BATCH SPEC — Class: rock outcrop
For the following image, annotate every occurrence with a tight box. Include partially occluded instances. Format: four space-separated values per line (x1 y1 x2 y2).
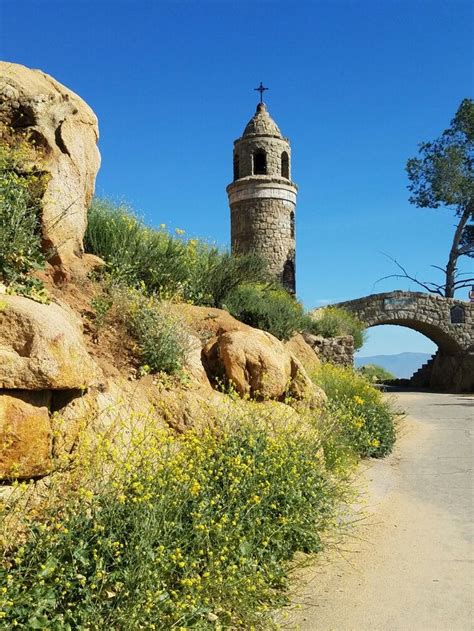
0 295 101 390
172 304 251 341
284 333 321 373
0 391 52 479
0 61 100 273
206 329 293 399
203 327 324 404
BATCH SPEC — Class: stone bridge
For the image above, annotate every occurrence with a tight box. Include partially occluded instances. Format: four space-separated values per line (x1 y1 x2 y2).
334 291 474 392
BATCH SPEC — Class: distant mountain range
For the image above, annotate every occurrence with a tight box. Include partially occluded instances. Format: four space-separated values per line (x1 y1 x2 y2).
355 352 433 379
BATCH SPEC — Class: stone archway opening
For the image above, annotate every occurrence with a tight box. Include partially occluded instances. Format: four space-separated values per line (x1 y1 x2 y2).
356 324 437 381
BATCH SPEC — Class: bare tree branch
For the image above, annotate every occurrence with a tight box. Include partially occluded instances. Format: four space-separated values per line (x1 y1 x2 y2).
452 278 474 289
375 254 445 295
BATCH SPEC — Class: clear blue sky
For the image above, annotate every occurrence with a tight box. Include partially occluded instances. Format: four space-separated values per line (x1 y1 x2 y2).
1 0 472 356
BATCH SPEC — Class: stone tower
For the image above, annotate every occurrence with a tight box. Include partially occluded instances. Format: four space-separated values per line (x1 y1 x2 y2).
227 102 298 293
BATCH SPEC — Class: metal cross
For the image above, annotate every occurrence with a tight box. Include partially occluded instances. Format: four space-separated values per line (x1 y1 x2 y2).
254 82 269 103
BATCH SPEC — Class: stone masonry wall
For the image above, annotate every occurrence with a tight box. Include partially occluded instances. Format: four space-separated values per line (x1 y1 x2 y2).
231 196 295 284
303 333 354 367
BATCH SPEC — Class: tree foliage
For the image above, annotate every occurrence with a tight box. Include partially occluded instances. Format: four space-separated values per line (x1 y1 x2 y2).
406 98 474 296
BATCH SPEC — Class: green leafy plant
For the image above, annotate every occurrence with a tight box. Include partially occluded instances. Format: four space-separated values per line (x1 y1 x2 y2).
0 140 48 300
224 283 306 340
101 285 191 374
85 198 190 293
305 307 366 350
312 363 397 458
90 293 113 333
186 249 268 308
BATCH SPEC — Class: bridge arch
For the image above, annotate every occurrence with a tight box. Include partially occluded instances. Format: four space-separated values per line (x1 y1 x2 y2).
334 291 474 355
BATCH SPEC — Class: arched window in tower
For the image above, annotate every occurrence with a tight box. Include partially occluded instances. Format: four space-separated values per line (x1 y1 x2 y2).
290 210 295 239
281 151 289 179
282 259 295 293
253 151 267 175
450 305 465 324
233 153 240 181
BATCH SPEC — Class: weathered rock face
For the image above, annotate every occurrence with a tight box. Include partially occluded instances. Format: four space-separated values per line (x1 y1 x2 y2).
171 304 251 342
0 62 100 271
183 331 213 387
0 295 101 389
203 328 320 402
284 333 321 374
287 355 326 408
0 391 52 480
216 329 292 399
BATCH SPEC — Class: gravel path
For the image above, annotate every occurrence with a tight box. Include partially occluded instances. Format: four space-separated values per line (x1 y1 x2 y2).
285 391 474 631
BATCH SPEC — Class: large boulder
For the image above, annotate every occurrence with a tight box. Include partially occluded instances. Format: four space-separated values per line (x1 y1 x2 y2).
284 333 321 374
0 391 52 480
182 331 213 387
171 304 251 343
0 295 101 390
0 62 100 272
203 328 320 402
204 329 292 399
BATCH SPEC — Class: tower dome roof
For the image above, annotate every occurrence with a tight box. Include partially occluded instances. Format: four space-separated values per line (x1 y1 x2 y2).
242 102 283 138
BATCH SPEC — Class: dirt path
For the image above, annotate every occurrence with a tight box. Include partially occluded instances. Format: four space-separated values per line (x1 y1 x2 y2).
284 391 474 631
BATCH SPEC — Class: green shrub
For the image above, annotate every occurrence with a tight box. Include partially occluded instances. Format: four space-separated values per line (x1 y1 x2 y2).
224 283 305 340
312 363 397 458
305 307 366 350
85 198 267 306
0 410 346 629
0 141 48 301
111 286 191 374
358 364 395 382
186 249 268 308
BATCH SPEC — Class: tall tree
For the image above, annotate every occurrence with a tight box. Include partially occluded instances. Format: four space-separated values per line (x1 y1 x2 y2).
406 98 474 297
